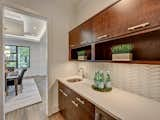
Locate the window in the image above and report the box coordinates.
[5,45,30,68]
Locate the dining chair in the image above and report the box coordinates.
[6,68,27,95]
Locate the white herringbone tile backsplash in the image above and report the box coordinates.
[77,62,160,102]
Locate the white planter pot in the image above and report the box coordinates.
[112,53,133,61]
[78,56,87,61]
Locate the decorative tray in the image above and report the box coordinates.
[92,85,112,92]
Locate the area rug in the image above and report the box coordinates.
[5,79,42,113]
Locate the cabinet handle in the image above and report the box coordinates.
[70,44,75,47]
[72,100,79,107]
[76,97,85,104]
[128,22,150,31]
[97,34,109,40]
[59,89,68,97]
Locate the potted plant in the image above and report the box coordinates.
[111,44,133,61]
[77,50,87,60]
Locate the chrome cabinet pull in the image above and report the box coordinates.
[59,89,63,94]
[59,89,68,97]
[63,92,68,97]
[97,34,109,40]
[72,100,79,107]
[76,97,85,104]
[70,44,75,47]
[128,22,150,31]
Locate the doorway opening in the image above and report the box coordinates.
[3,6,48,119]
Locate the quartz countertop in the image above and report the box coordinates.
[57,76,160,120]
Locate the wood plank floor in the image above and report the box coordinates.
[5,76,48,120]
[49,112,64,120]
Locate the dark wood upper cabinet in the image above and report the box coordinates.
[80,20,93,45]
[69,20,93,48]
[105,0,142,37]
[105,0,160,38]
[140,0,160,29]
[92,11,106,41]
[69,0,160,64]
[69,26,81,48]
[70,0,160,44]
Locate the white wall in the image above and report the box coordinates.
[0,3,4,120]
[5,36,47,77]
[1,0,78,116]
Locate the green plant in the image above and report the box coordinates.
[77,50,86,56]
[111,44,133,54]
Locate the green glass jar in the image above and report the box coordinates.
[94,71,105,89]
[105,71,112,89]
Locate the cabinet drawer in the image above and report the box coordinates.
[59,82,72,97]
[59,81,95,120]
[73,92,95,115]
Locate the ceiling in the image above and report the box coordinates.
[4,9,47,42]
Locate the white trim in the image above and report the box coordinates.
[4,34,41,42]
[48,106,60,117]
[1,1,47,20]
[1,2,49,118]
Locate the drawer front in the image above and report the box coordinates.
[59,82,72,97]
[59,81,95,119]
[73,92,95,115]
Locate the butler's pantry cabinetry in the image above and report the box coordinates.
[69,0,160,64]
[58,82,95,120]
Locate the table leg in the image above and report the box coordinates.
[14,79,18,96]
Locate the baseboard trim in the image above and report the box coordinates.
[48,106,60,117]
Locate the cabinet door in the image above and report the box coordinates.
[105,0,160,38]
[72,91,95,120]
[105,0,141,37]
[92,11,107,41]
[77,106,95,120]
[81,20,93,45]
[59,82,73,120]
[140,0,160,29]
[69,26,81,48]
[59,88,69,119]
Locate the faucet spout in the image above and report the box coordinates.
[78,67,86,79]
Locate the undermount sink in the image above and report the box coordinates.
[67,78,82,83]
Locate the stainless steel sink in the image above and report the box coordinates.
[67,78,82,83]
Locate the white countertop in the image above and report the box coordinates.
[57,76,160,120]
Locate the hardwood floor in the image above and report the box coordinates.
[5,76,48,120]
[49,112,64,120]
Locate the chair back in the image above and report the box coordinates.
[18,68,27,84]
[7,67,15,72]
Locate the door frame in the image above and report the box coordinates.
[0,2,49,119]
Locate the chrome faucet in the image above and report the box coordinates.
[78,67,86,79]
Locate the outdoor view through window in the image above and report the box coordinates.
[5,45,30,68]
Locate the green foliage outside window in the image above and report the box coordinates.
[5,45,30,68]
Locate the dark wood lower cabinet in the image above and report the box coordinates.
[58,81,120,120]
[58,82,95,120]
[95,108,121,120]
